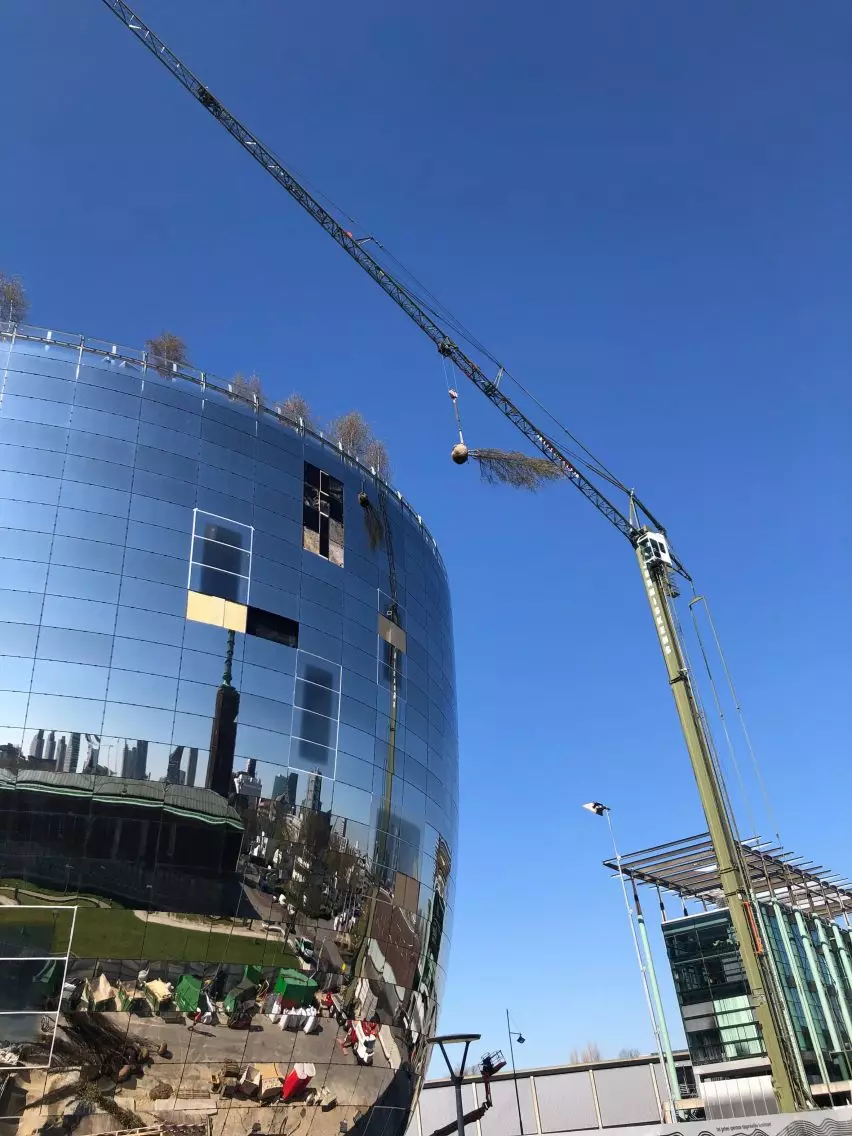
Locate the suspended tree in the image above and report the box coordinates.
[0,272,29,324]
[453,444,564,490]
[24,1013,147,1130]
[145,331,189,377]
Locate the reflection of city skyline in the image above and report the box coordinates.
[2,732,203,785]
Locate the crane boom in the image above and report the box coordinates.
[99,0,690,577]
[98,0,809,1112]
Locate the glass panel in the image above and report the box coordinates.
[126,518,189,559]
[46,564,121,604]
[119,576,185,616]
[73,383,139,419]
[70,405,138,441]
[292,707,337,748]
[0,622,39,658]
[0,559,47,594]
[0,419,67,451]
[58,480,130,518]
[0,589,44,624]
[50,534,125,574]
[0,443,65,477]
[189,561,248,604]
[0,469,61,506]
[239,662,293,703]
[294,678,339,719]
[62,454,134,491]
[289,735,334,773]
[54,506,128,545]
[108,669,178,711]
[30,660,109,700]
[66,428,136,465]
[114,605,184,646]
[101,702,174,743]
[1,394,72,427]
[135,443,198,483]
[35,626,113,667]
[26,693,104,733]
[0,655,34,692]
[111,636,181,677]
[133,468,197,507]
[0,499,57,533]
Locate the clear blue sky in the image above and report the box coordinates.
[3,0,851,1066]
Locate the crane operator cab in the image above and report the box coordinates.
[637,531,673,569]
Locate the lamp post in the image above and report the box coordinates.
[582,801,679,1121]
[428,1033,481,1136]
[506,1010,525,1135]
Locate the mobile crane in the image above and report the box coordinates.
[98,1,810,1112]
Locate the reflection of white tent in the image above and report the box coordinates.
[90,974,115,1008]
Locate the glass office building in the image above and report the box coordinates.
[0,325,458,1136]
[613,834,852,1117]
[665,905,852,1093]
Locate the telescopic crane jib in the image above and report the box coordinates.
[98,0,811,1113]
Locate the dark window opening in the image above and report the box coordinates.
[246,606,299,648]
[303,462,344,565]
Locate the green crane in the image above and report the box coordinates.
[98,0,811,1111]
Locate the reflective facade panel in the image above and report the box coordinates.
[0,327,458,1136]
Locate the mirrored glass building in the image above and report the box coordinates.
[0,325,458,1136]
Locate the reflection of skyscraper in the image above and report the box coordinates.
[28,730,45,761]
[68,733,80,774]
[272,771,299,813]
[55,736,67,772]
[166,745,184,785]
[186,747,198,788]
[82,734,101,774]
[121,740,149,780]
[45,731,56,767]
[303,769,322,813]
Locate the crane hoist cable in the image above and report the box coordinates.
[98,0,689,581]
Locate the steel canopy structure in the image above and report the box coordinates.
[606,833,852,922]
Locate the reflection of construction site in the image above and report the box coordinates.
[0,789,451,1136]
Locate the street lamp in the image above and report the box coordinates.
[582,801,679,1121]
[506,1010,525,1135]
[428,1033,481,1136]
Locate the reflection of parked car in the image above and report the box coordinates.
[294,936,314,962]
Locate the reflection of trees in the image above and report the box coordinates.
[24,1014,146,1130]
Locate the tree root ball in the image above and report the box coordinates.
[451,444,469,465]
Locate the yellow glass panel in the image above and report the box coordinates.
[223,600,248,633]
[186,590,226,627]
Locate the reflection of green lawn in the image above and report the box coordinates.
[0,906,299,968]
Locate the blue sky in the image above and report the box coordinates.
[2,0,851,1066]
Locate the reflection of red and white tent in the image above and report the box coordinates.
[281,1063,316,1101]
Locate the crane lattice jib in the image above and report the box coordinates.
[100,0,689,580]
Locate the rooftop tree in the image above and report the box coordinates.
[0,272,29,324]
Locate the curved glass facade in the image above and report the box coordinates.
[0,326,458,1136]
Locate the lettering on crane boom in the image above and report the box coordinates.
[639,533,673,657]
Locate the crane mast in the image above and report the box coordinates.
[99,0,809,1111]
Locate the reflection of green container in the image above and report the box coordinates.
[273,968,318,1007]
[223,977,256,1015]
[175,974,202,1013]
[244,965,262,985]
